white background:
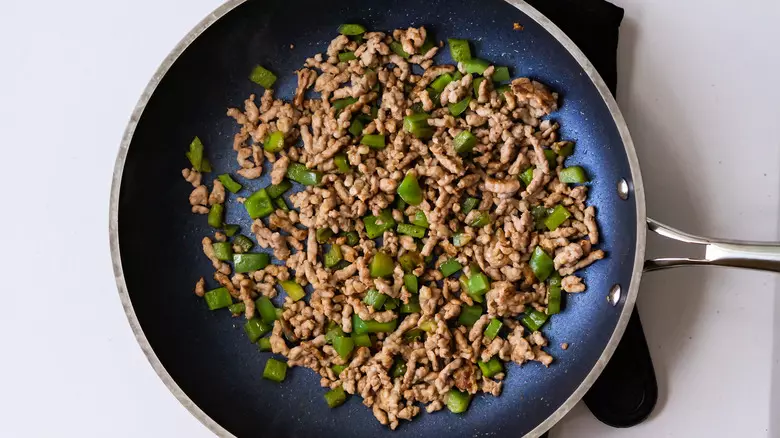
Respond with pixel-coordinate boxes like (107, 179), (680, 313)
(1, 0), (778, 436)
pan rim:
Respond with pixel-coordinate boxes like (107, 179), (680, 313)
(108, 1), (647, 437)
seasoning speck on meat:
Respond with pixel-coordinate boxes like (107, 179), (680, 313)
(180, 27), (604, 428)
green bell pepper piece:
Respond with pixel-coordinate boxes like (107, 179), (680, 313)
(519, 167), (535, 187)
(338, 51), (357, 62)
(352, 314), (397, 335)
(324, 386), (347, 408)
(232, 234), (253, 253)
(332, 335), (355, 359)
(477, 357), (503, 378)
(397, 172), (423, 205)
(453, 130), (477, 154)
(266, 180), (292, 199)
(185, 137), (206, 172)
(400, 295), (422, 314)
(204, 287), (232, 310)
(390, 41), (411, 59)
(461, 197), (479, 215)
(338, 23), (366, 36)
(334, 153), (352, 173)
(280, 280), (306, 301)
(446, 389), (472, 414)
(362, 210), (395, 238)
(483, 318), (503, 340)
(233, 253), (270, 273)
(262, 358), (288, 382)
(429, 73), (454, 93)
(468, 272), (490, 296)
(547, 273), (563, 315)
(244, 188), (274, 219)
(244, 318), (272, 342)
(255, 296), (278, 323)
(492, 66), (510, 82)
(559, 166), (589, 183)
(529, 246), (554, 282)
(469, 211), (490, 227)
(447, 38), (472, 62)
(249, 65), (277, 89)
(324, 244), (343, 268)
(403, 274), (418, 294)
(257, 337), (272, 351)
(439, 258), (462, 277)
(462, 58), (489, 75)
(458, 304), (483, 327)
(398, 251), (423, 273)
(544, 205), (571, 231)
(218, 174), (242, 193)
(410, 210), (429, 228)
(522, 309), (549, 331)
(397, 223), (426, 238)
(264, 131), (285, 153)
(370, 252), (394, 278)
(212, 242), (233, 261)
(207, 204), (224, 228)
(448, 96), (472, 117)
(360, 134), (386, 149)
(286, 162), (323, 186)
(363, 288), (387, 310)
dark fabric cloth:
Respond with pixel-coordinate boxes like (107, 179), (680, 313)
(525, 0), (624, 96)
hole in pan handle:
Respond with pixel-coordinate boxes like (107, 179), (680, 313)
(644, 218), (780, 273)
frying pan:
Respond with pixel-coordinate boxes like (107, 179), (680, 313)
(108, 0), (780, 436)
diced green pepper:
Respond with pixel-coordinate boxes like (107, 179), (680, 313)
(348, 117), (364, 137)
(324, 244), (343, 268)
(403, 113), (433, 139)
(244, 188), (274, 219)
(559, 166), (589, 183)
(469, 211), (490, 227)
(390, 41), (410, 59)
(333, 97), (358, 111)
(255, 296), (278, 323)
(453, 130), (477, 154)
(286, 162), (323, 186)
(429, 73), (454, 93)
(207, 204), (224, 228)
(244, 318), (272, 342)
(324, 386), (347, 408)
(544, 205), (571, 231)
(544, 149), (558, 168)
(360, 134), (386, 149)
(204, 287), (232, 310)
(316, 228), (334, 244)
(362, 210), (396, 238)
(403, 274), (419, 294)
(529, 246), (554, 282)
(403, 328), (424, 342)
(338, 51), (357, 62)
(218, 174), (243, 193)
(484, 318), (503, 340)
(462, 58), (490, 75)
(462, 197), (479, 215)
(338, 23), (366, 36)
(452, 232), (471, 248)
(519, 167), (535, 187)
(273, 197), (289, 211)
(468, 272), (491, 296)
(249, 65), (277, 89)
(477, 357), (503, 378)
(266, 180), (292, 199)
(398, 251), (423, 273)
(352, 332), (372, 347)
(419, 320), (437, 333)
(554, 141), (574, 157)
(233, 253), (270, 273)
(446, 389), (472, 414)
(257, 337), (272, 351)
(370, 252), (394, 278)
(264, 131), (285, 153)
(390, 359), (407, 378)
(263, 358), (288, 382)
(352, 314), (398, 335)
(410, 210), (429, 228)
(332, 335), (355, 359)
(547, 273), (562, 315)
(439, 258), (462, 277)
(472, 77), (485, 98)
(223, 224), (240, 237)
(332, 364), (347, 375)
(233, 234), (254, 253)
(496, 84), (511, 100)
(363, 288), (387, 310)
(458, 304), (483, 326)
(400, 295), (421, 314)
(448, 96), (472, 117)
(383, 297), (399, 311)
(397, 223), (426, 238)
(185, 137), (206, 172)
(394, 196), (407, 212)
(212, 242), (233, 261)
(280, 280), (306, 301)
(397, 172), (423, 205)
(492, 66), (510, 82)
(448, 38), (472, 62)
(522, 310), (549, 331)
(334, 153), (352, 173)
(228, 302), (246, 314)
(342, 231), (360, 246)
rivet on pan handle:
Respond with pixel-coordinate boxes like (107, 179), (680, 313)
(644, 218), (780, 272)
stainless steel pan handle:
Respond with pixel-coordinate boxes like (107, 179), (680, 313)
(644, 218), (780, 272)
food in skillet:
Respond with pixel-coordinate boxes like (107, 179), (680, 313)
(182, 23), (603, 429)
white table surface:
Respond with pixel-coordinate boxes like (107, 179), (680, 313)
(1, 0), (778, 436)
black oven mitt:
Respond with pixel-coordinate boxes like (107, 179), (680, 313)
(524, 0), (659, 430)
